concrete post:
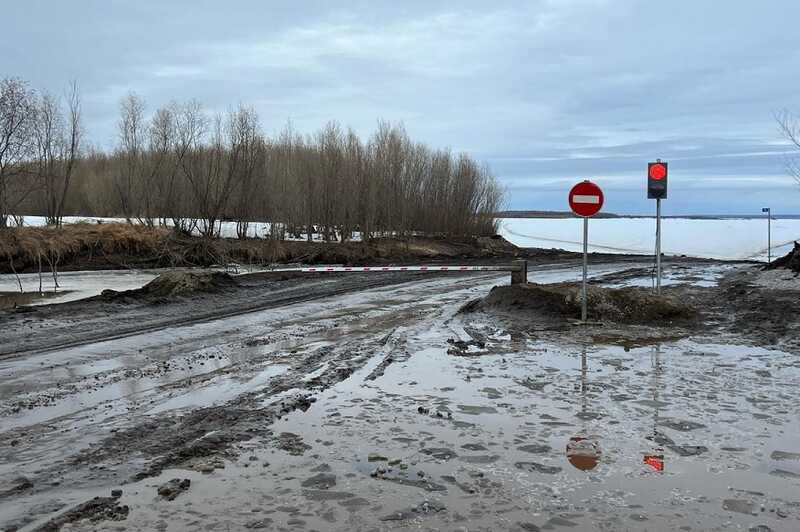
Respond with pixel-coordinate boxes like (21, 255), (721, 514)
(511, 260), (528, 285)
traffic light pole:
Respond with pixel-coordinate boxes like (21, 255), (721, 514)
(648, 160), (667, 295)
(656, 198), (662, 295)
(582, 216), (588, 322)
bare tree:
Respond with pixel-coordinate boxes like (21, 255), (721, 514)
(169, 99), (206, 234)
(148, 104), (177, 227)
(0, 78), (37, 228)
(340, 128), (365, 241)
(115, 93), (146, 222)
(267, 121), (303, 239)
(777, 109), (800, 186)
(34, 82), (82, 226)
(182, 112), (239, 237)
(316, 121), (344, 241)
(227, 105), (263, 239)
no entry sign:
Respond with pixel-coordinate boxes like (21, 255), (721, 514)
(569, 180), (604, 217)
(568, 179), (604, 322)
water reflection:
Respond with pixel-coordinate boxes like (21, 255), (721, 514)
(567, 346), (601, 471)
(565, 344), (669, 472)
(643, 344), (666, 472)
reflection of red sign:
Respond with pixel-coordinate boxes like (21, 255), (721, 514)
(644, 454), (664, 471)
(567, 436), (601, 471)
(568, 180), (604, 218)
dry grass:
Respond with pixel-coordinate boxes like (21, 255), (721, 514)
(0, 223), (170, 270)
(0, 223), (519, 274)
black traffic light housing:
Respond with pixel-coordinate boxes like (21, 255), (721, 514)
(647, 161), (668, 199)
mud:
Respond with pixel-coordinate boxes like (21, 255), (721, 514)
(31, 497), (129, 532)
(155, 479), (190, 501)
(0, 270), (442, 357)
(99, 271), (237, 301)
(713, 270), (800, 351)
(0, 291), (72, 311)
(469, 282), (697, 324)
(765, 241), (800, 273)
(1, 258), (798, 531)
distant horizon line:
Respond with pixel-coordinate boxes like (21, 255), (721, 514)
(496, 210), (800, 219)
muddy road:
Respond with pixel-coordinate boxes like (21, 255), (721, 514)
(1, 259), (799, 531)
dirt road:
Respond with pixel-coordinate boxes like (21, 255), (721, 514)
(1, 260), (799, 531)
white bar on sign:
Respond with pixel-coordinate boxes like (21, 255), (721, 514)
(573, 195), (600, 204)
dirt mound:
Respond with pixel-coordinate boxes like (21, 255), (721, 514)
(765, 241), (800, 273)
(142, 271), (237, 297)
(102, 271), (238, 301)
(470, 282), (696, 324)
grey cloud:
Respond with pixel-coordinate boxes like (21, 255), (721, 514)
(2, 0), (799, 213)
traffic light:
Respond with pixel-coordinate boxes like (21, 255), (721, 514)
(647, 161), (668, 199)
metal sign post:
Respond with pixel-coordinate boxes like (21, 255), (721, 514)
(582, 217), (588, 321)
(762, 207), (771, 263)
(656, 198), (661, 295)
(647, 160), (668, 295)
(568, 180), (605, 323)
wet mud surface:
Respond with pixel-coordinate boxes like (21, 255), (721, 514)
(1, 260), (799, 531)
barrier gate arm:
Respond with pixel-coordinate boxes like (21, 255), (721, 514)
(266, 260), (528, 284)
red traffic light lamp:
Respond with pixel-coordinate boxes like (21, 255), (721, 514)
(647, 160), (668, 199)
(648, 162), (667, 180)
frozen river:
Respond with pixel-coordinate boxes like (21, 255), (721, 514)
(499, 217), (800, 261)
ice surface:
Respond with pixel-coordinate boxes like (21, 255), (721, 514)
(0, 269), (160, 305)
(499, 217), (800, 261)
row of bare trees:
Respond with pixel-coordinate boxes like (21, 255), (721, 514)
(0, 78), (82, 228)
(2, 77), (503, 238)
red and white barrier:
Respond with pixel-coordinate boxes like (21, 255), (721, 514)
(269, 265), (517, 273)
(265, 261), (529, 284)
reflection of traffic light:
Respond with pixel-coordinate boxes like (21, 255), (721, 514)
(647, 161), (668, 199)
(643, 454), (664, 472)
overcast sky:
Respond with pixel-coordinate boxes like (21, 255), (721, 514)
(3, 0), (800, 214)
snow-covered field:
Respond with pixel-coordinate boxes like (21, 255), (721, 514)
(9, 216), (360, 242)
(499, 217), (800, 261)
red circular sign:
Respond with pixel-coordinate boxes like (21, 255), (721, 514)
(649, 163), (667, 180)
(568, 180), (604, 217)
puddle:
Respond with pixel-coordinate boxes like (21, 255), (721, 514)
(595, 263), (735, 289)
(0, 269), (160, 306)
(0, 266), (271, 308)
(0, 290), (75, 310)
(146, 364), (289, 414)
(260, 328), (800, 530)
